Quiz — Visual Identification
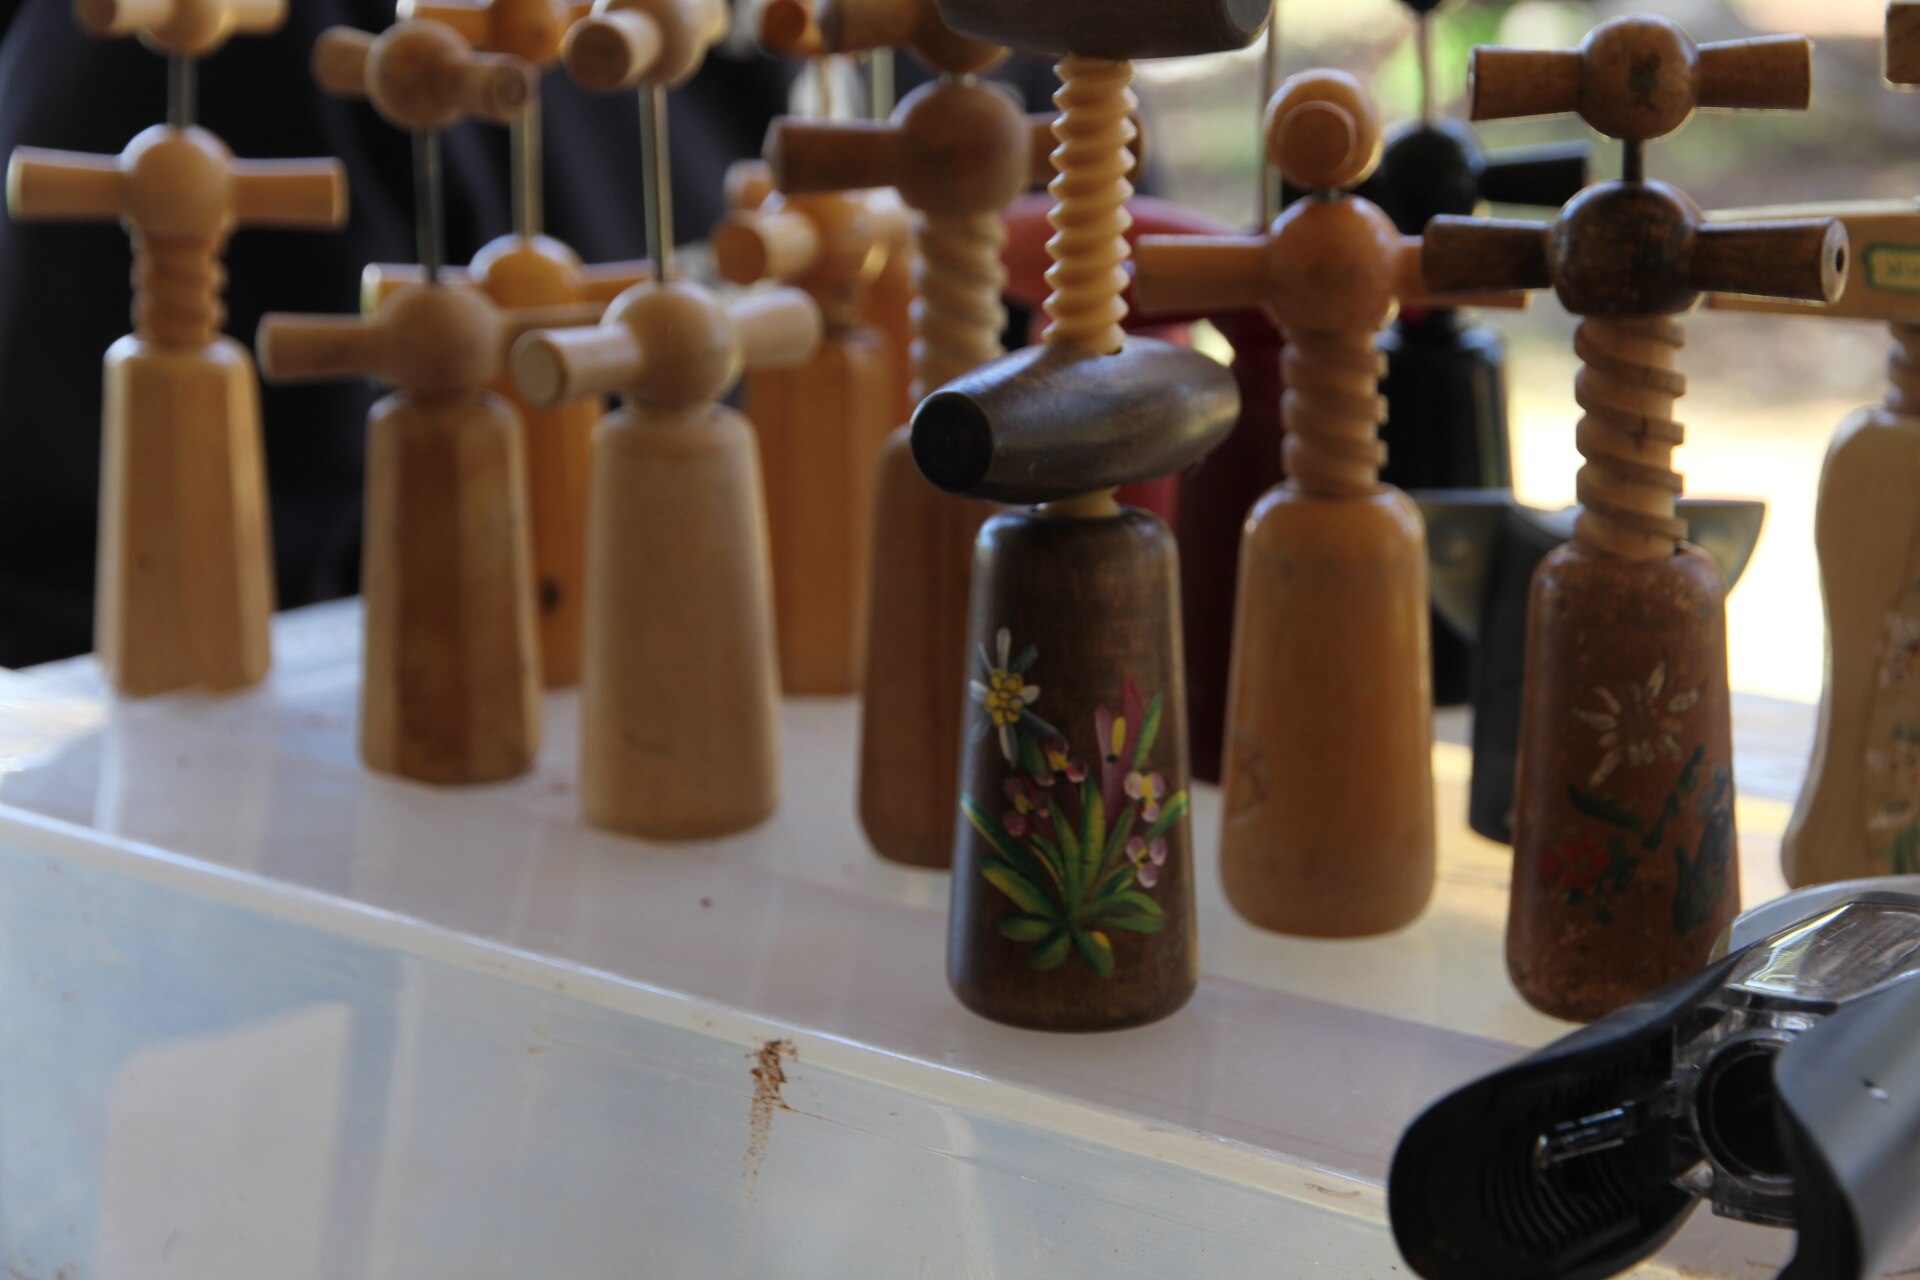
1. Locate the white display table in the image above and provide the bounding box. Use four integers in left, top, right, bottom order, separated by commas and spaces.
0, 601, 1893, 1278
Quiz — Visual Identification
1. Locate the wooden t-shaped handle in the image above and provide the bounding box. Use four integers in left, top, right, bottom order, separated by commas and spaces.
314, 20, 536, 131
560, 0, 728, 92
934, 0, 1269, 58
1708, 202, 1920, 323
399, 0, 595, 66
260, 286, 599, 392
8, 132, 346, 236
75, 0, 283, 57
511, 281, 822, 408
712, 182, 909, 300
1470, 15, 1811, 141
760, 0, 823, 54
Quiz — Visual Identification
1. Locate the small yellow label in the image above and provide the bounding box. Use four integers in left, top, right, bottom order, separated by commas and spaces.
1868, 243, 1920, 294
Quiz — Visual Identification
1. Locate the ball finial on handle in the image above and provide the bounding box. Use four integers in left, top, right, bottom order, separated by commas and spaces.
1266, 68, 1380, 192
559, 0, 728, 92
74, 0, 285, 58
313, 20, 537, 131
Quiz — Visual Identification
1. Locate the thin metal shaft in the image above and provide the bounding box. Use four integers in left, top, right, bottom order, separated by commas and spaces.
638, 85, 674, 278
865, 49, 896, 121
167, 55, 197, 129
1622, 139, 1645, 184
413, 130, 447, 285
1258, 18, 1282, 224
1415, 13, 1434, 126
511, 95, 544, 239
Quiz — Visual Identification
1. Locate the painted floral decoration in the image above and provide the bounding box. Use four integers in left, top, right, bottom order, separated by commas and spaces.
963, 633, 1189, 978
1574, 660, 1702, 787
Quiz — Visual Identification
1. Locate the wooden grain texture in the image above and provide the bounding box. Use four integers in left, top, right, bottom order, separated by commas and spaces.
75, 0, 284, 56
360, 389, 541, 785
745, 329, 890, 694
932, 0, 1268, 59
580, 403, 781, 838
910, 339, 1239, 504
1891, 0, 1920, 86
96, 337, 273, 696
858, 429, 996, 866
1508, 541, 1738, 1022
947, 508, 1198, 1030
1219, 486, 1434, 937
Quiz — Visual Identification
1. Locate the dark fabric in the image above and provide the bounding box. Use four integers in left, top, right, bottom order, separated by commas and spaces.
0, 0, 800, 667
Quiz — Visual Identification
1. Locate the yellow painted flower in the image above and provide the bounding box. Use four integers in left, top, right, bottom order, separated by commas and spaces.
970, 627, 1041, 765
1574, 660, 1702, 788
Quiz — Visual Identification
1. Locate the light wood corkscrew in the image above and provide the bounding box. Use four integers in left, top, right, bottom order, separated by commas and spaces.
357, 0, 654, 692
510, 2, 826, 840
1132, 70, 1526, 940
259, 18, 569, 786
1700, 3, 1920, 889
1420, 15, 1847, 1021
5, 0, 347, 697
713, 159, 910, 695
906, 0, 1265, 1031
762, 0, 1031, 869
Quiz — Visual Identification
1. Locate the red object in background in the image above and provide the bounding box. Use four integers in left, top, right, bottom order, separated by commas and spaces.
1002, 193, 1286, 783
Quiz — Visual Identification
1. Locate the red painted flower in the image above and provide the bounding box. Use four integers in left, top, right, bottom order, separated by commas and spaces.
1003, 776, 1053, 838
1540, 834, 1607, 895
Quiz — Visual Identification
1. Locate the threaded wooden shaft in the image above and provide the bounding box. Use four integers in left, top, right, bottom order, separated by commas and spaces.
1281, 326, 1385, 498
1042, 55, 1135, 354
1888, 323, 1920, 417
1571, 317, 1688, 560
133, 233, 226, 347
912, 209, 1006, 399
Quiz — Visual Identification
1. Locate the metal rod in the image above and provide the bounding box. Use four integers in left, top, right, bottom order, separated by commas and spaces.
865, 48, 896, 121
167, 55, 197, 129
511, 95, 544, 239
413, 130, 446, 285
1415, 13, 1434, 127
638, 85, 675, 278
1622, 138, 1644, 184
1258, 17, 1282, 224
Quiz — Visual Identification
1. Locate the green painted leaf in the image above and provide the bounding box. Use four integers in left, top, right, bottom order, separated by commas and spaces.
1567, 785, 1643, 835
1101, 800, 1139, 874
1050, 799, 1081, 900
981, 858, 1057, 918
964, 795, 1027, 864
1031, 831, 1069, 890
1106, 890, 1164, 918
1019, 733, 1048, 779
1102, 913, 1166, 934
998, 914, 1056, 942
1676, 743, 1706, 796
1132, 691, 1165, 769
1032, 929, 1071, 970
1144, 791, 1190, 841
1082, 788, 1108, 893
1073, 928, 1116, 978
1087, 855, 1135, 904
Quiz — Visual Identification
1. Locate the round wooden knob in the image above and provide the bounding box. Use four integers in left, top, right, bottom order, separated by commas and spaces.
759, 0, 821, 53
383, 287, 508, 391
1575, 16, 1698, 142
712, 207, 822, 285
562, 0, 726, 92
1266, 70, 1380, 192
316, 21, 536, 130
725, 158, 775, 213
76, 0, 284, 57
400, 0, 583, 66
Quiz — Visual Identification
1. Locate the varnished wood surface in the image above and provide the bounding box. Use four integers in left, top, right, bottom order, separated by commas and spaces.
361, 389, 542, 785
581, 403, 782, 839
948, 508, 1199, 1030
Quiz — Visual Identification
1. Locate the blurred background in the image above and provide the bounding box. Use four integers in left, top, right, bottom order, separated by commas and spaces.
1141, 0, 1914, 704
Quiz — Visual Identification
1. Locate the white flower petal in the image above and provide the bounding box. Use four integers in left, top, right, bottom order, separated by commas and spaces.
1668, 688, 1700, 713
1590, 749, 1622, 786
1595, 687, 1621, 714
995, 627, 1011, 669
1647, 661, 1666, 700
1573, 710, 1617, 731
1020, 684, 1040, 704
969, 680, 989, 701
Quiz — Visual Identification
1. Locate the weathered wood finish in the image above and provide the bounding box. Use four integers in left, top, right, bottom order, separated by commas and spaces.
933, 0, 1268, 59
1508, 542, 1737, 1021
361, 389, 542, 784
948, 509, 1198, 1028
744, 329, 891, 693
911, 340, 1239, 504
581, 403, 782, 838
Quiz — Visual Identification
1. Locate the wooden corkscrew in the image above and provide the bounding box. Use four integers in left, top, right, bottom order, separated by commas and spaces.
511, 1, 825, 840
260, 18, 566, 786
1704, 3, 1920, 889
1420, 15, 1848, 1020
1355, 0, 1588, 708
763, 0, 1032, 869
907, 0, 1265, 1031
1133, 70, 1526, 940
713, 157, 910, 695
359, 0, 654, 692
5, 0, 347, 697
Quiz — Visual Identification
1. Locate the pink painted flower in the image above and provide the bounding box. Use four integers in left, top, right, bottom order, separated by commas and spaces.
1127, 835, 1169, 888
1125, 770, 1168, 822
1042, 734, 1087, 785
1540, 834, 1606, 895
1003, 776, 1052, 836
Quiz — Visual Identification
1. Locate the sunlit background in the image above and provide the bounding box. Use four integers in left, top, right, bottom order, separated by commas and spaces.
1136, 0, 1917, 703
